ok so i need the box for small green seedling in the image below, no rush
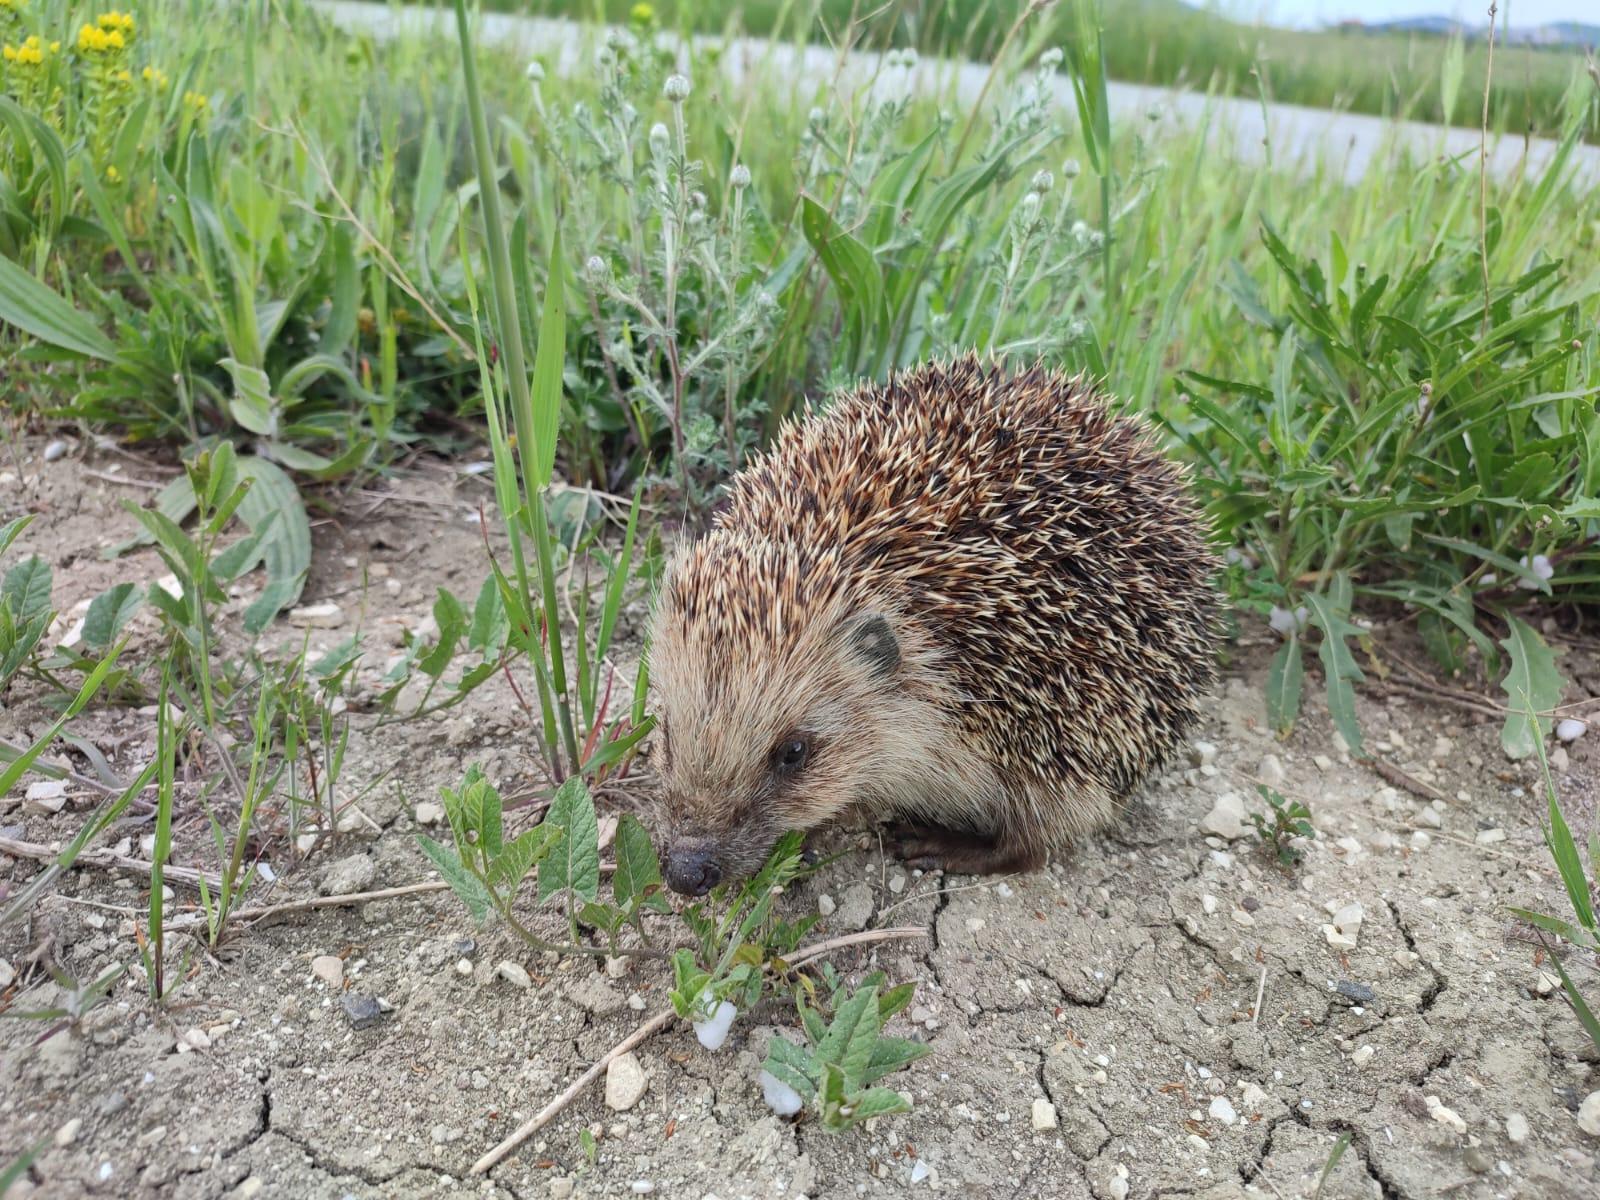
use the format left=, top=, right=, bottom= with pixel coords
left=1248, top=784, right=1316, bottom=867
left=761, top=974, right=931, bottom=1131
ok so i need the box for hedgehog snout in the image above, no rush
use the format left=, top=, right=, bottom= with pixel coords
left=665, top=838, right=723, bottom=896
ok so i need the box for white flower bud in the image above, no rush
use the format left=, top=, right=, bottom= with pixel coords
left=525, top=60, right=545, bottom=82
left=1062, top=157, right=1081, bottom=179
left=664, top=74, right=691, bottom=103
left=730, top=163, right=751, bottom=189
left=1030, top=169, right=1054, bottom=193
left=649, top=122, right=669, bottom=152
left=1040, top=47, right=1065, bottom=70
left=1018, top=192, right=1041, bottom=223
left=584, top=255, right=610, bottom=287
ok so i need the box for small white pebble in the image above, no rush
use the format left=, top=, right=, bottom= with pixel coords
left=1031, top=1098, right=1058, bottom=1130
left=1555, top=718, right=1587, bottom=743
left=1208, top=1096, right=1237, bottom=1125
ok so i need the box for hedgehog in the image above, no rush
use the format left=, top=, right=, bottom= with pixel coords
left=647, top=357, right=1221, bottom=896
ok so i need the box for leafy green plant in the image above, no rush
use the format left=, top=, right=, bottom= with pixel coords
left=1507, top=696, right=1600, bottom=1054
left=451, top=0, right=653, bottom=788
left=1247, top=784, right=1316, bottom=868
left=0, top=515, right=51, bottom=693
left=761, top=973, right=930, bottom=1130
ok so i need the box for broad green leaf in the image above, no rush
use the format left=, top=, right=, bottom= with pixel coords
left=417, top=834, right=494, bottom=922
left=419, top=587, right=468, bottom=678
left=612, top=811, right=665, bottom=909
left=0, top=252, right=117, bottom=359
left=845, top=1086, right=912, bottom=1124
left=0, top=516, right=33, bottom=558
left=815, top=985, right=882, bottom=1088
left=861, top=1035, right=932, bottom=1085
left=878, top=982, right=916, bottom=1022
left=1265, top=636, right=1304, bottom=737
left=219, top=358, right=278, bottom=437
left=468, top=575, right=508, bottom=656
left=800, top=196, right=883, bottom=363
left=1498, top=617, right=1563, bottom=759
left=762, top=1035, right=818, bottom=1101
left=539, top=776, right=600, bottom=904
left=464, top=775, right=503, bottom=858
left=83, top=583, right=142, bottom=650
left=2, top=556, right=51, bottom=625
left=489, top=825, right=566, bottom=896
left=235, top=456, right=311, bottom=632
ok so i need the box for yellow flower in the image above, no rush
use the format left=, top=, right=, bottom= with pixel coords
left=49, top=39, right=59, bottom=53
left=142, top=64, right=169, bottom=88
left=1, top=45, right=15, bottom=62
left=97, top=11, right=134, bottom=34
left=113, top=67, right=131, bottom=83
left=105, top=164, right=122, bottom=183
left=182, top=89, right=207, bottom=110
left=630, top=2, right=655, bottom=24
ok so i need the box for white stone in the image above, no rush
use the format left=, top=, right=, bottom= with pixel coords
left=1417, top=804, right=1443, bottom=829
left=43, top=439, right=69, bottom=462
left=54, top=1118, right=82, bottom=1147
left=605, top=1052, right=648, bottom=1110
left=816, top=893, right=836, bottom=917
left=1199, top=792, right=1247, bottom=840
left=1108, top=1168, right=1130, bottom=1200
left=1201, top=894, right=1218, bottom=915
left=1258, top=754, right=1286, bottom=785
left=1426, top=1095, right=1467, bottom=1134
left=496, top=961, right=532, bottom=989
left=413, top=802, right=444, bottom=826
left=1506, top=1112, right=1530, bottom=1144
left=288, top=602, right=343, bottom=628
left=1031, top=1098, right=1058, bottom=1130
left=1476, top=828, right=1506, bottom=845
left=1579, top=1092, right=1600, bottom=1138
left=182, top=1027, right=211, bottom=1052
left=24, top=779, right=68, bottom=815
left=1190, top=741, right=1218, bottom=768
left=1351, top=1044, right=1375, bottom=1066
left=1555, top=719, right=1587, bottom=743
left=1240, top=1083, right=1269, bottom=1111
left=1208, top=1096, right=1238, bottom=1125
left=311, top=955, right=343, bottom=988
left=1322, top=902, right=1363, bottom=949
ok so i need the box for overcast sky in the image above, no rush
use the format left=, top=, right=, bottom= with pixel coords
left=1230, top=1, right=1594, bottom=28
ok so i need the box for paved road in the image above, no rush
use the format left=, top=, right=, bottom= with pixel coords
left=313, top=0, right=1599, bottom=187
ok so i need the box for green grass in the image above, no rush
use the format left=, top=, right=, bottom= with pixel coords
left=491, top=0, right=1600, bottom=138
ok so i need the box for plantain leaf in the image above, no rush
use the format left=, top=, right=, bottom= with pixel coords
left=0, top=253, right=116, bottom=359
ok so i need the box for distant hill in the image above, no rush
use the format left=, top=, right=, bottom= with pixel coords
left=1348, top=14, right=1600, bottom=49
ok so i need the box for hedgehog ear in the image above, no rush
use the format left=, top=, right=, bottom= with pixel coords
left=845, top=613, right=900, bottom=679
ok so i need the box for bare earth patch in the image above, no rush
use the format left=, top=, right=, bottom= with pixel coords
left=3, top=443, right=1597, bottom=1199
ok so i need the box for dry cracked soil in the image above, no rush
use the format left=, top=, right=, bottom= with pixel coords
left=2, top=437, right=1599, bottom=1200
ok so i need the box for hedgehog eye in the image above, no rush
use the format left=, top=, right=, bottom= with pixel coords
left=772, top=737, right=810, bottom=777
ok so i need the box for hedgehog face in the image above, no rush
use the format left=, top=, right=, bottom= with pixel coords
left=647, top=537, right=905, bottom=895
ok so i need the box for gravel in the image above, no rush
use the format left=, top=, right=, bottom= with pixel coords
left=311, top=955, right=344, bottom=988
left=1031, top=1098, right=1058, bottom=1130
left=1208, top=1096, right=1237, bottom=1125
left=1335, top=980, right=1376, bottom=1005
left=1579, top=1091, right=1600, bottom=1138
left=1506, top=1112, right=1530, bottom=1143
